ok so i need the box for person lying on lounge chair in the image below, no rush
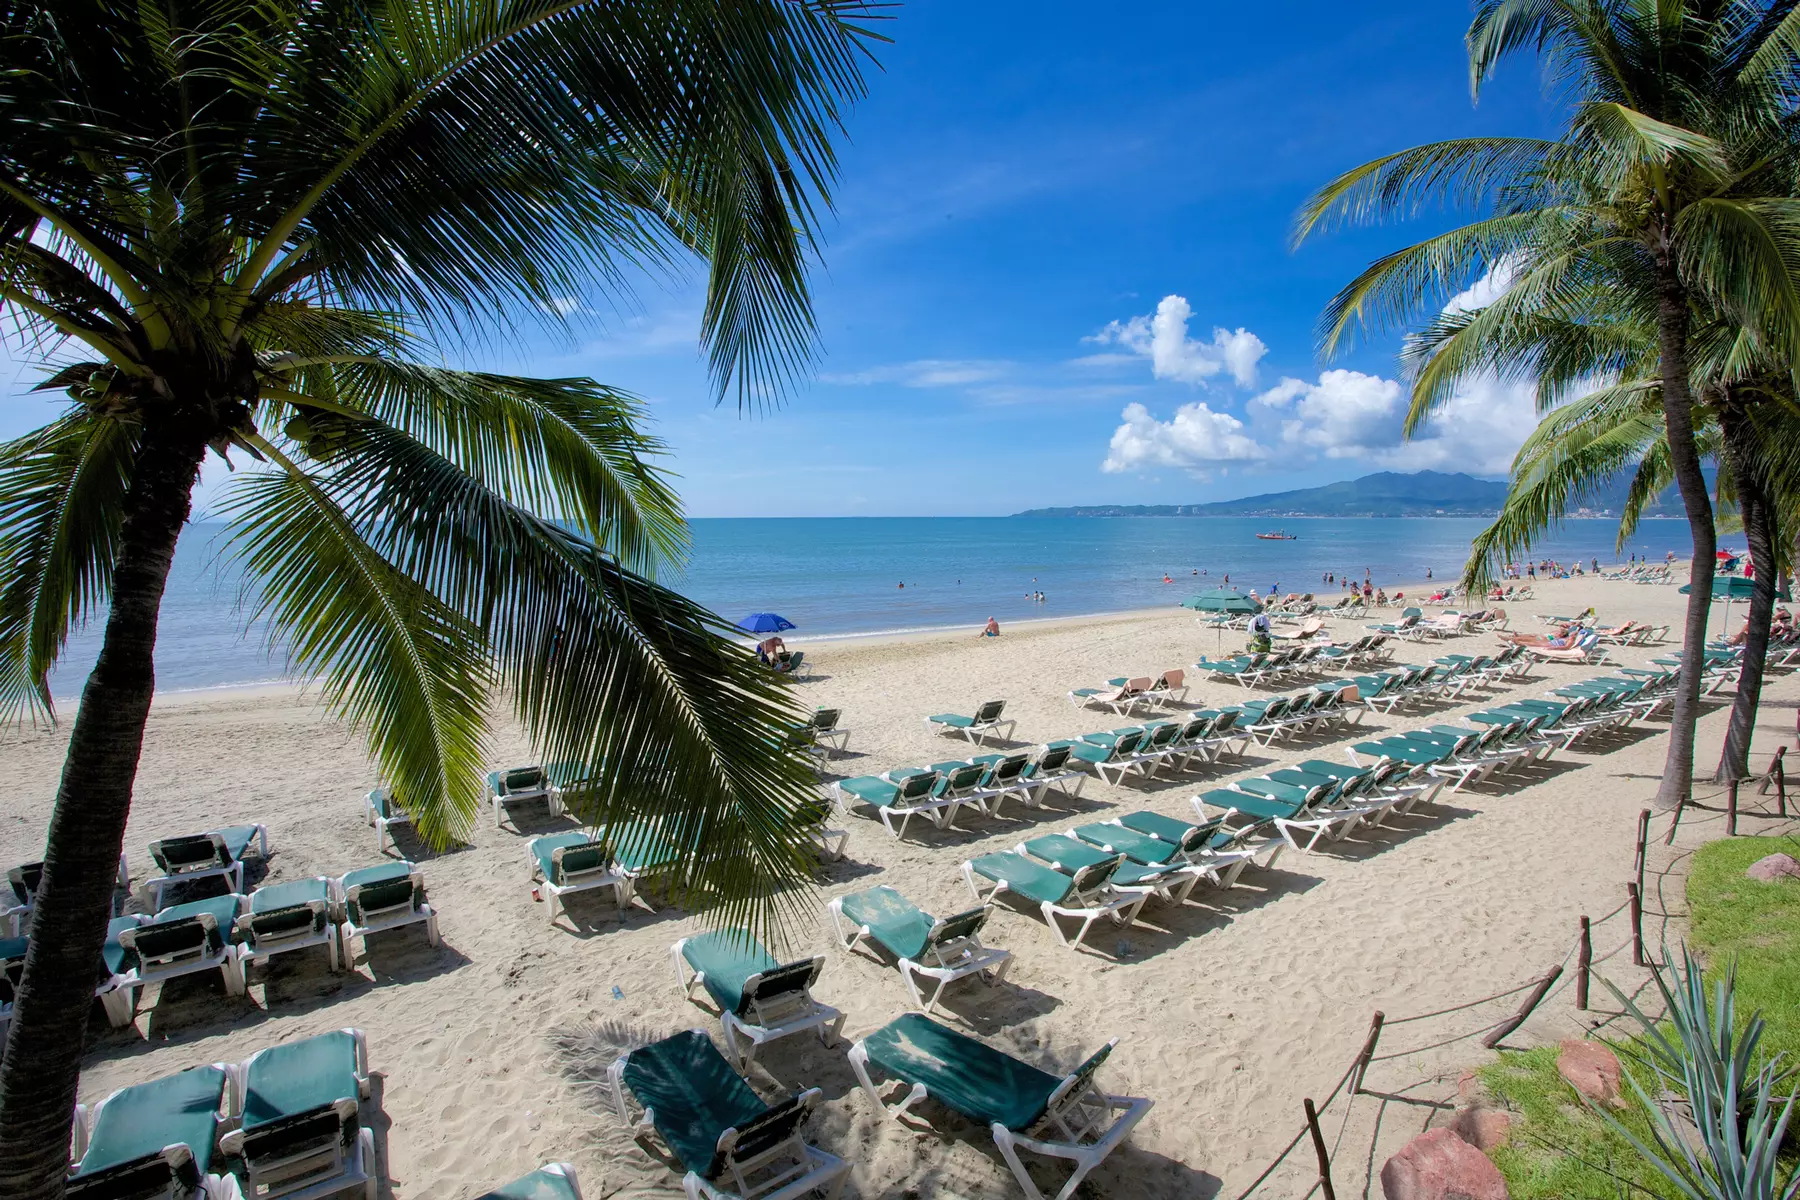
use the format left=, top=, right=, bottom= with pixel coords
left=1501, top=628, right=1581, bottom=650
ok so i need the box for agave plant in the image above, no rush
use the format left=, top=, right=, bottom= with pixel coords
left=1594, top=946, right=1800, bottom=1199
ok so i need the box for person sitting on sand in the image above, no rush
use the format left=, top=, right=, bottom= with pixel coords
left=1374, top=588, right=1388, bottom=606
left=980, top=616, right=1000, bottom=638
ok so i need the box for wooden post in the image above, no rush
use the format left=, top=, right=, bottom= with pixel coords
left=1729, top=778, right=1740, bottom=836
left=1483, top=965, right=1564, bottom=1049
left=1759, top=745, right=1785, bottom=796
left=1304, top=1097, right=1336, bottom=1200
left=1664, top=795, right=1683, bottom=845
left=1779, top=751, right=1788, bottom=819
left=1576, top=916, right=1592, bottom=1011
left=1628, top=882, right=1645, bottom=967
left=1634, top=808, right=1650, bottom=899
left=1351, top=1010, right=1385, bottom=1095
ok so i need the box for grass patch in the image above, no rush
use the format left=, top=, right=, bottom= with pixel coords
left=1478, top=835, right=1800, bottom=1198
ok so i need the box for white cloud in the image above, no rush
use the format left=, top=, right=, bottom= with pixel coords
left=1091, top=295, right=1267, bottom=388
left=819, top=358, right=1011, bottom=387
left=1101, top=400, right=1268, bottom=475
left=1251, top=368, right=1535, bottom=477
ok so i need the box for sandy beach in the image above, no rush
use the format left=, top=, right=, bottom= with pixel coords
left=2, top=567, right=1779, bottom=1198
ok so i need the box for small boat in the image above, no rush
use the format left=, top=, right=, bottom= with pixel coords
left=1256, top=531, right=1298, bottom=541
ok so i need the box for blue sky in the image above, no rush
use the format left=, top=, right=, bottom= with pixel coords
left=0, top=1, right=1561, bottom=517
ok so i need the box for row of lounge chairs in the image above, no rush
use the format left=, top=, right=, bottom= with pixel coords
left=1191, top=636, right=1392, bottom=689
left=67, top=1028, right=582, bottom=1200
left=830, top=745, right=1088, bottom=838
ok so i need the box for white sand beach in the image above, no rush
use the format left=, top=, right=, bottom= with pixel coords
left=1, top=569, right=1780, bottom=1198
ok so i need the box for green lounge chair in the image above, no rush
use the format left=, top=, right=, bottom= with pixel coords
left=236, top=875, right=338, bottom=979
left=671, top=928, right=844, bottom=1067
left=2, top=921, right=138, bottom=1036
left=221, top=1028, right=374, bottom=1200
left=336, top=862, right=439, bottom=959
left=1017, top=743, right=1087, bottom=803
left=361, top=788, right=411, bottom=854
left=486, top=764, right=564, bottom=830
left=1061, top=730, right=1146, bottom=786
left=847, top=1013, right=1151, bottom=1200
left=1066, top=822, right=1230, bottom=892
left=6, top=854, right=129, bottom=937
left=1016, top=834, right=1201, bottom=906
left=797, top=796, right=849, bottom=861
left=960, top=852, right=1144, bottom=951
left=807, top=707, right=850, bottom=754
left=1112, top=811, right=1266, bottom=882
left=476, top=1163, right=583, bottom=1200
left=115, top=895, right=248, bottom=1010
left=925, top=699, right=1016, bottom=746
left=145, top=825, right=267, bottom=909
left=527, top=832, right=632, bottom=924
left=69, top=1064, right=239, bottom=1200
left=606, top=1029, right=849, bottom=1200
left=830, top=769, right=949, bottom=839
left=827, top=885, right=1012, bottom=1012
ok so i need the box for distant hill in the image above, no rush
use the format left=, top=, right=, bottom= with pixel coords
left=1013, top=469, right=1693, bottom=519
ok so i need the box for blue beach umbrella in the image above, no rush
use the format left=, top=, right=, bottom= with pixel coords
left=738, top=612, right=796, bottom=634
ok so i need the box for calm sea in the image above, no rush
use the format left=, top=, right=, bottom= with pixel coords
left=46, top=516, right=1695, bottom=699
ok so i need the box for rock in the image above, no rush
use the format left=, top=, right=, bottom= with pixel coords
left=1557, top=1038, right=1625, bottom=1107
left=1380, top=1127, right=1509, bottom=1200
left=1451, top=1106, right=1515, bottom=1152
left=1746, top=853, right=1800, bottom=882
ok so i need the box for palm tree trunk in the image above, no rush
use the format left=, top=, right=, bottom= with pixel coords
left=1715, top=393, right=1776, bottom=783
left=1653, top=253, right=1715, bottom=812
left=0, top=419, right=205, bottom=1200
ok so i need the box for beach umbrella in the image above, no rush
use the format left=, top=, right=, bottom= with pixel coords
left=738, top=612, right=796, bottom=634
left=1679, top=576, right=1788, bottom=638
left=1181, top=588, right=1258, bottom=614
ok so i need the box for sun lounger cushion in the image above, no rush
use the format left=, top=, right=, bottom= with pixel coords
left=967, top=854, right=1077, bottom=906
left=1072, top=824, right=1181, bottom=865
left=73, top=1064, right=230, bottom=1184
left=341, top=861, right=422, bottom=922
left=835, top=886, right=937, bottom=960
left=241, top=1029, right=362, bottom=1134
left=618, top=1029, right=775, bottom=1178
left=479, top=1165, right=582, bottom=1200
left=242, top=878, right=331, bottom=940
left=859, top=1013, right=1062, bottom=1130
left=1022, top=836, right=1172, bottom=889
left=608, top=821, right=685, bottom=873
left=680, top=930, right=789, bottom=1015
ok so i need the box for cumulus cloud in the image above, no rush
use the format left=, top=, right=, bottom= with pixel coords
left=1091, top=295, right=1267, bottom=388
left=1252, top=368, right=1535, bottom=477
left=820, top=358, right=1010, bottom=387
left=1101, top=400, right=1268, bottom=475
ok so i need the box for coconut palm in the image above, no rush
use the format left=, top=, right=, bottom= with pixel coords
left=1294, top=0, right=1800, bottom=810
left=0, top=1, right=879, bottom=1194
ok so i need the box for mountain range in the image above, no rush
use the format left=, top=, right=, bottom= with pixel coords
left=1012, top=470, right=1688, bottom=519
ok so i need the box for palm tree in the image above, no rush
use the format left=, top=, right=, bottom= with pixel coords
left=1294, top=0, right=1800, bottom=810
left=0, top=2, right=879, bottom=1195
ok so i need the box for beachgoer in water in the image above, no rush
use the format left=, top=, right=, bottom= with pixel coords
left=898, top=582, right=904, bottom=589
left=981, top=616, right=1000, bottom=637
left=1163, top=574, right=1172, bottom=583
left=1426, top=567, right=1432, bottom=580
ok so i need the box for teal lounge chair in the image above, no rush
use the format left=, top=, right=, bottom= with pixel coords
left=1110, top=811, right=1264, bottom=884
left=960, top=852, right=1144, bottom=950
left=476, top=1163, right=583, bottom=1200
left=1061, top=729, right=1147, bottom=785
left=361, top=788, right=411, bottom=854
left=1017, top=834, right=1201, bottom=906
left=115, top=895, right=248, bottom=1010
left=145, top=825, right=267, bottom=909
left=3, top=921, right=138, bottom=1036
left=925, top=699, right=1016, bottom=746
left=606, top=1029, right=849, bottom=1200
left=830, top=769, right=949, bottom=839
left=807, top=707, right=850, bottom=754
left=671, top=929, right=844, bottom=1067
left=1067, top=821, right=1242, bottom=890
left=828, top=885, right=1012, bottom=1012
left=337, top=862, right=439, bottom=959
left=235, top=875, right=338, bottom=979
left=487, top=765, right=563, bottom=830
left=69, top=1064, right=240, bottom=1200
left=6, top=854, right=129, bottom=937
left=527, top=832, right=632, bottom=924
left=221, top=1028, right=374, bottom=1200
left=847, top=1013, right=1151, bottom=1200
left=967, top=751, right=1033, bottom=817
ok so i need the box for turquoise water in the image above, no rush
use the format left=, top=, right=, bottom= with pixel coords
left=46, top=515, right=1694, bottom=698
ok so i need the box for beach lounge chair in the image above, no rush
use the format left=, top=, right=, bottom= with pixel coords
left=926, top=700, right=1016, bottom=746
left=961, top=851, right=1145, bottom=950
left=848, top=1013, right=1151, bottom=1200
left=673, top=929, right=843, bottom=1067
left=2, top=921, right=138, bottom=1036
left=362, top=788, right=412, bottom=854
left=527, top=832, right=635, bottom=924
left=487, top=765, right=563, bottom=830
left=1111, top=811, right=1266, bottom=883
left=1017, top=834, right=1203, bottom=906
left=806, top=707, right=851, bottom=754
left=1067, top=678, right=1150, bottom=715
left=6, top=855, right=130, bottom=937
left=145, top=825, right=267, bottom=909
left=965, top=751, right=1033, bottom=817
left=1060, top=730, right=1148, bottom=786
left=220, top=1028, right=375, bottom=1200
left=337, top=861, right=439, bottom=958
left=1200, top=778, right=1367, bottom=853
left=113, top=895, right=248, bottom=1013
left=798, top=797, right=849, bottom=861
left=477, top=1163, right=584, bottom=1200
left=69, top=1064, right=240, bottom=1200
left=831, top=769, right=953, bottom=840
left=235, top=876, right=339, bottom=979
left=1192, top=653, right=1269, bottom=689
left=607, top=1028, right=849, bottom=1200
left=828, top=885, right=1012, bottom=1011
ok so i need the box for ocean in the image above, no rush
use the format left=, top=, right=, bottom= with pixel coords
left=45, top=515, right=1695, bottom=700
